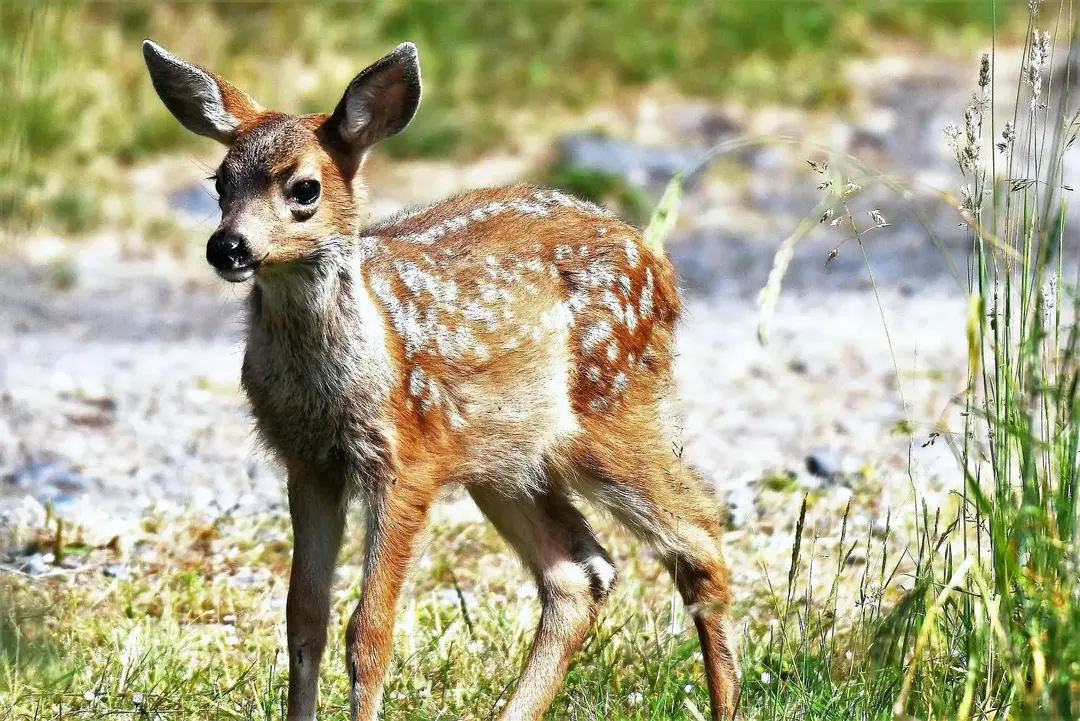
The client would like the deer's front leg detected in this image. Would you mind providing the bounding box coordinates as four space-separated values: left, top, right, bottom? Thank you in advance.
286 468 348 721
346 479 432 721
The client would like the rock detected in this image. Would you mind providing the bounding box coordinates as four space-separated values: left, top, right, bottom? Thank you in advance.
724 485 757 529
664 102 740 144
7 461 91 493
23 553 50 576
805 450 840 482
554 132 701 192
103 563 130 580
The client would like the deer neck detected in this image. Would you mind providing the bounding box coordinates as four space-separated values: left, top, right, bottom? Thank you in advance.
248 242 356 339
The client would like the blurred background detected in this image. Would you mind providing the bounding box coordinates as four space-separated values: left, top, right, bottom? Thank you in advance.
0 0 1043 593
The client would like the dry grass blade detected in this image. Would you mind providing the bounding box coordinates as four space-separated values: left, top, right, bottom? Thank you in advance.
756 195 841 346
643 171 683 255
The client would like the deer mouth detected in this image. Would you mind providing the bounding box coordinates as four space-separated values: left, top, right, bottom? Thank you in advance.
216 261 260 283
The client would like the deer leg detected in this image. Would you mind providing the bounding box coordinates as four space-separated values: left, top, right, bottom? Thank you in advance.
285 468 348 721
468 483 616 721
574 437 740 720
346 478 433 721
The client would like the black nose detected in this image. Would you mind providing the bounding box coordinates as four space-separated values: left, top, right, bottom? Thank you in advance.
206 229 253 270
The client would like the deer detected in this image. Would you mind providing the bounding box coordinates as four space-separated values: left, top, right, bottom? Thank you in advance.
142 39 739 721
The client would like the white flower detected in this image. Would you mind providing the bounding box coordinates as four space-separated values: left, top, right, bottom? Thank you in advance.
761 671 773 684
684 683 694 693
627 691 644 706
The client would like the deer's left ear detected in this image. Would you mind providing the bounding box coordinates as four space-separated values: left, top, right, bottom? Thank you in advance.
326 42 422 154
142 40 262 145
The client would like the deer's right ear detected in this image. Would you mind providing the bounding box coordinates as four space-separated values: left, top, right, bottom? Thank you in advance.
142 40 261 145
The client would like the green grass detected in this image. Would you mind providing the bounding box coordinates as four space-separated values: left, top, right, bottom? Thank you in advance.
1 0 1028 236
0 500 912 721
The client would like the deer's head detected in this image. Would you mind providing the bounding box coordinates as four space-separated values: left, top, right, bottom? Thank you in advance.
143 40 421 282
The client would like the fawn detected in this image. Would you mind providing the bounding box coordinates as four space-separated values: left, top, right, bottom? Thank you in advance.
143 40 739 721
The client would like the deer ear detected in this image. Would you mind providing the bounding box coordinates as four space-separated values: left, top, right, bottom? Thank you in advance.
327 42 422 154
142 40 261 145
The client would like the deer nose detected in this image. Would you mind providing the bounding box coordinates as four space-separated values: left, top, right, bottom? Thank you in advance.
206 229 253 270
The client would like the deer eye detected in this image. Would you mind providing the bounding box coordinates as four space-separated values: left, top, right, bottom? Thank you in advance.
212 174 224 199
291 180 321 205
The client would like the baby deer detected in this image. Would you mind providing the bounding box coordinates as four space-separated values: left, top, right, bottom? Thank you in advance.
143 40 739 721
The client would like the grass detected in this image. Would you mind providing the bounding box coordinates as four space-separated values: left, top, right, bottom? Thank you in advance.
0 499 909 721
1 1 1029 236
3 2 1080 720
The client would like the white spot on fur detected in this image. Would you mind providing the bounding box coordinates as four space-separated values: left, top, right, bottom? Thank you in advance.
408 367 426 398
606 342 618 362
540 301 574 331
601 290 624 324
639 268 654 319
584 260 615 288
463 300 498 331
478 282 500 304
357 236 378 261
422 379 442 410
568 290 589 314
581 320 613 350
625 236 640 267
586 365 601 382
612 371 629 395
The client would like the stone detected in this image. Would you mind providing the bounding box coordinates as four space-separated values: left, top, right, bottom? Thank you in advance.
805 450 839 482
554 132 701 192
103 563 130 580
7 461 91 493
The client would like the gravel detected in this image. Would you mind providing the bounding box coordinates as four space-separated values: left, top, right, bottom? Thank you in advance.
0 51 1011 590
0 232 970 587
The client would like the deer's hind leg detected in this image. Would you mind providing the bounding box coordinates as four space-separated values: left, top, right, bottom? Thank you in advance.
570 418 740 720
467 481 616 721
